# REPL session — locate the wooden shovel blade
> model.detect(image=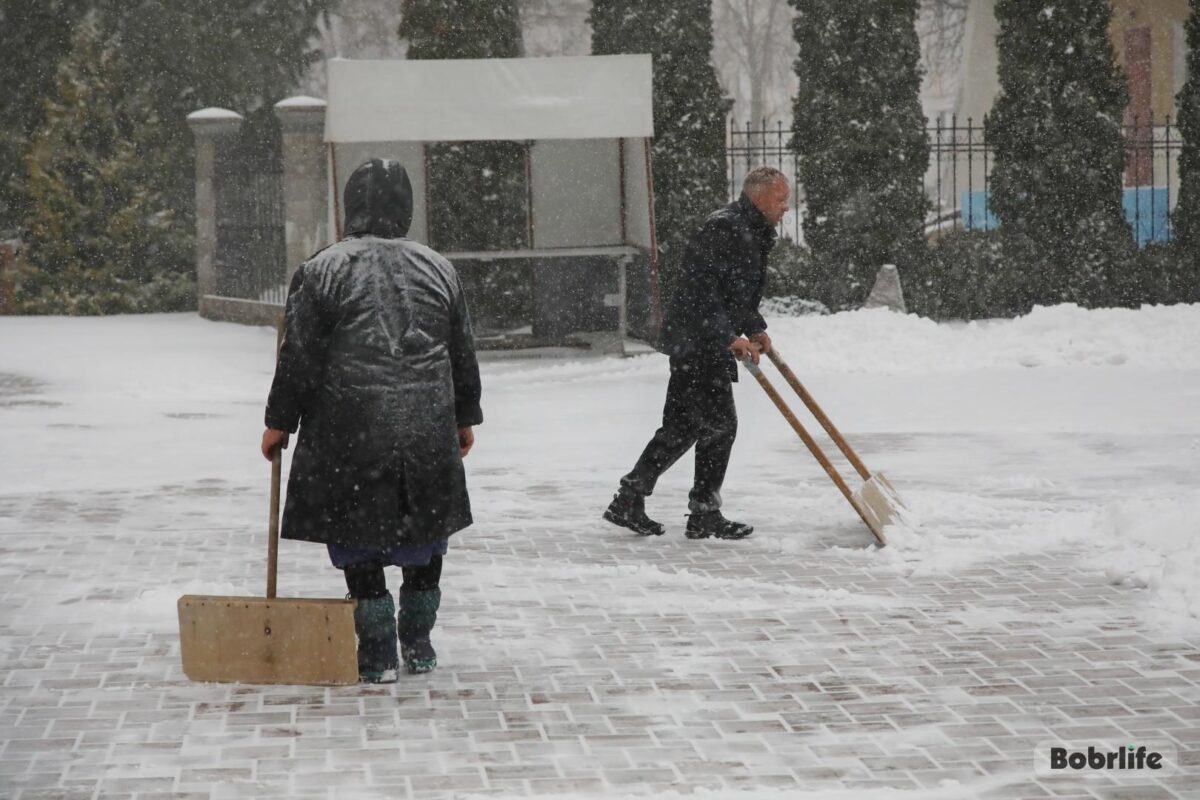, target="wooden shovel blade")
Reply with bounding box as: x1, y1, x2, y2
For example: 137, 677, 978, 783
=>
849, 473, 907, 547
178, 595, 359, 685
